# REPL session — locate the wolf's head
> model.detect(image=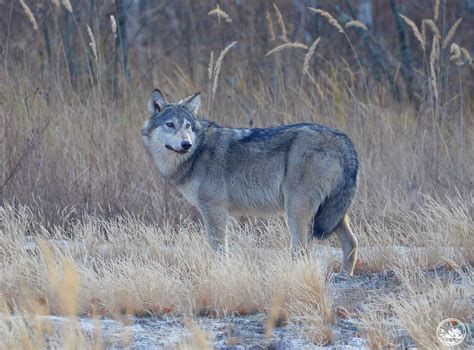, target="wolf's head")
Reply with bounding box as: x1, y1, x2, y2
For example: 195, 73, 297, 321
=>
142, 89, 201, 157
